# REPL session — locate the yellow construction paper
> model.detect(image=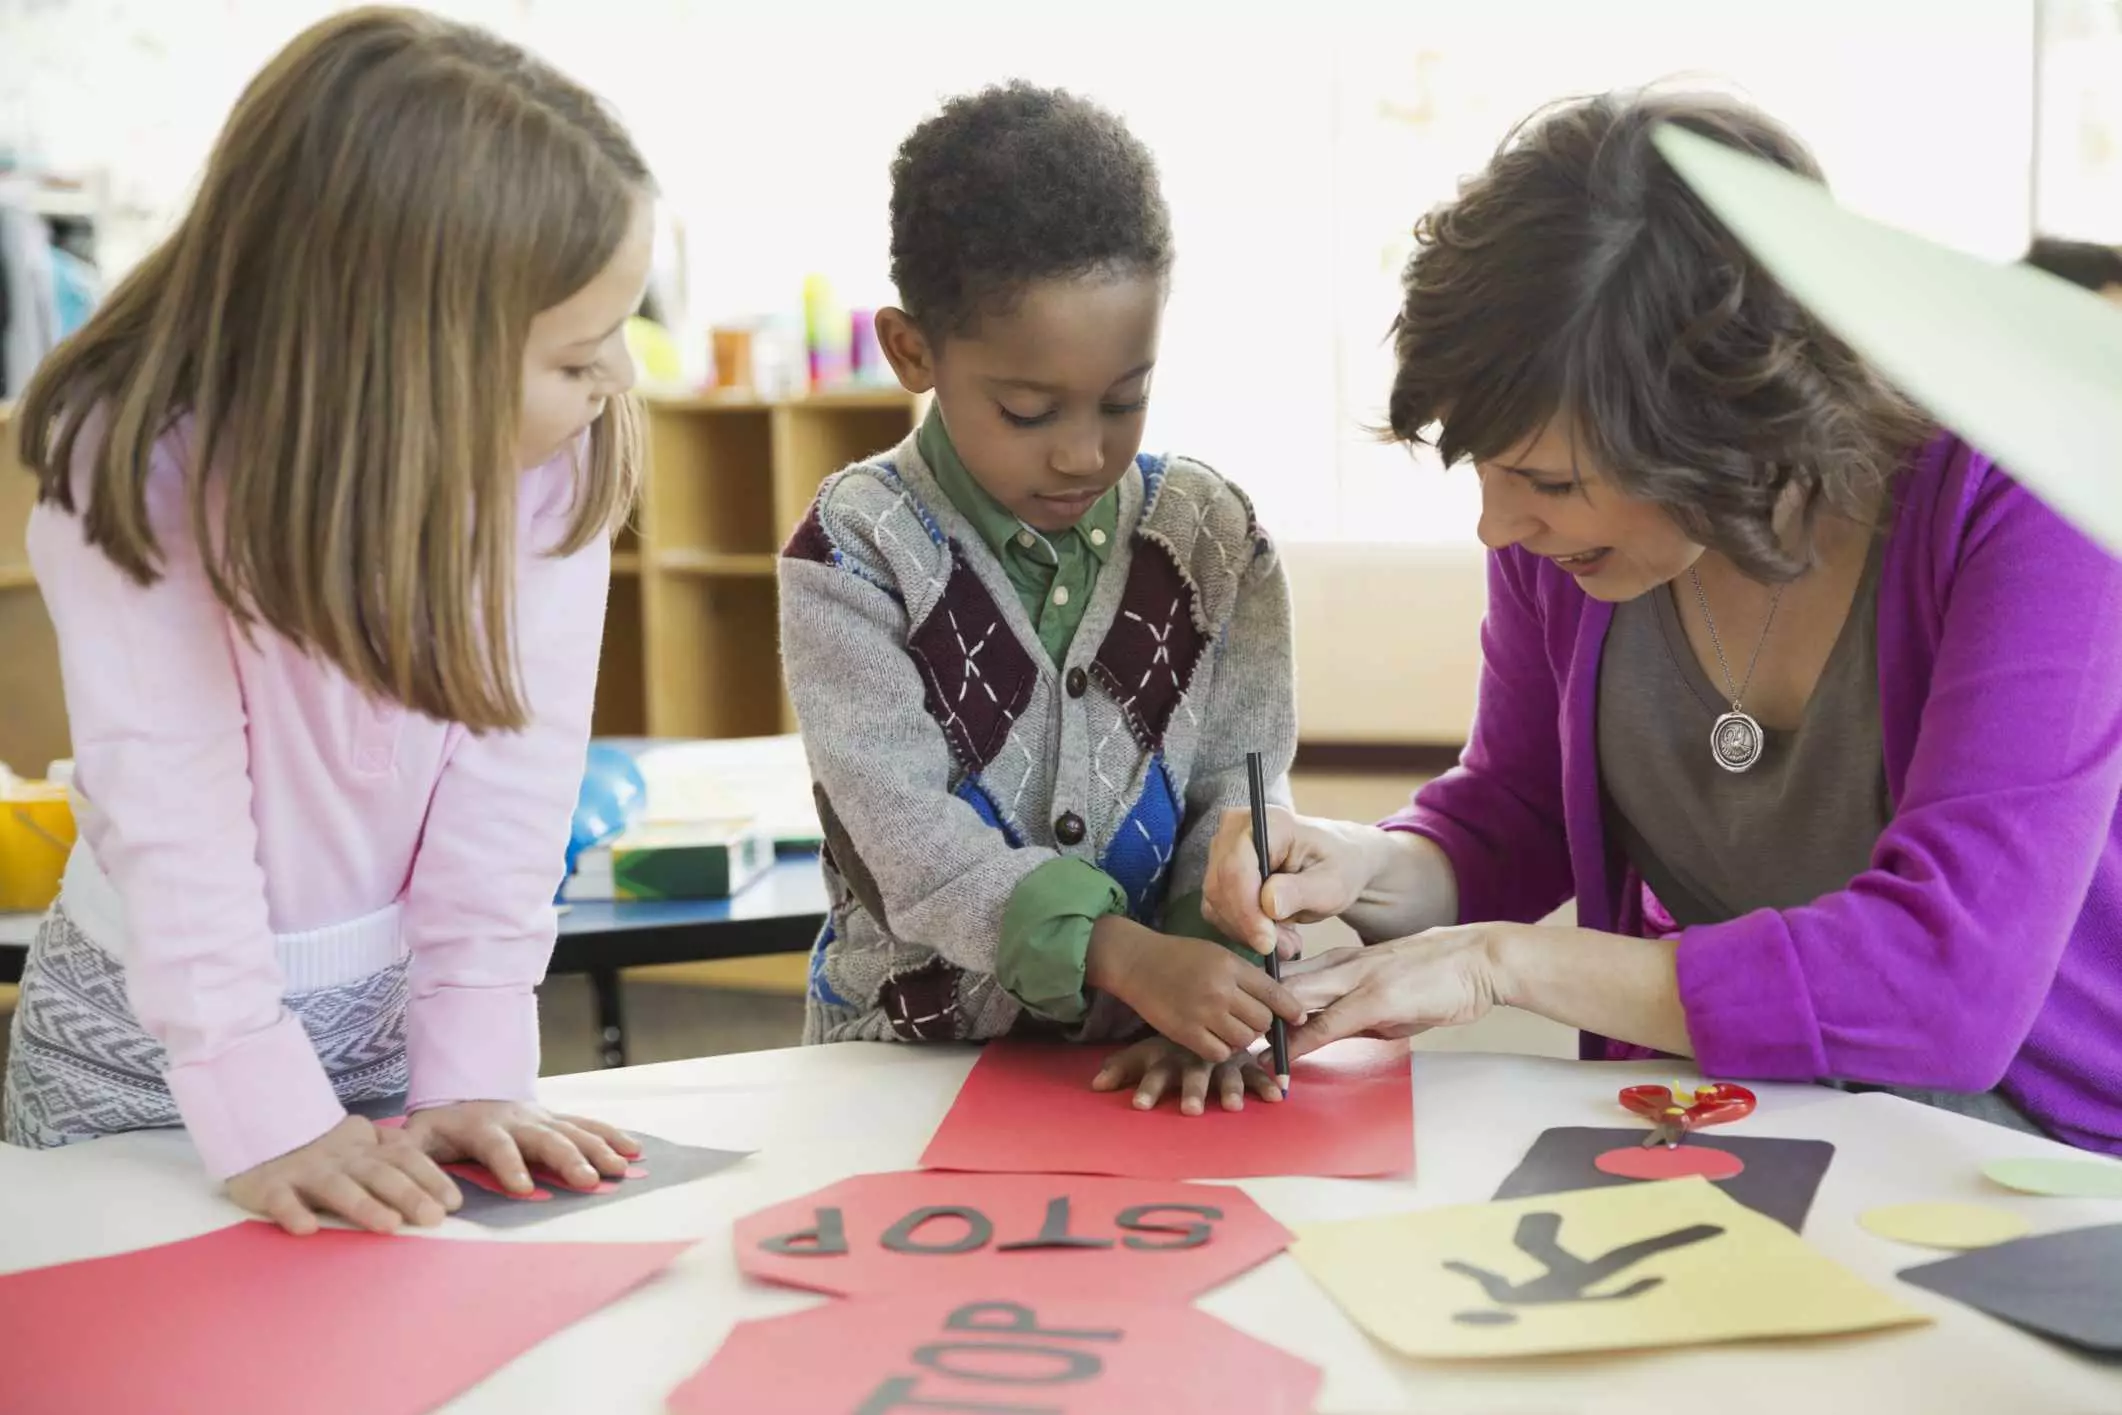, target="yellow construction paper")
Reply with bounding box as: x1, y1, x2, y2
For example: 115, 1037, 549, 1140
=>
1291, 1177, 1927, 1359
1858, 1202, 2032, 1251
1654, 126, 2122, 561
1982, 1156, 2122, 1200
